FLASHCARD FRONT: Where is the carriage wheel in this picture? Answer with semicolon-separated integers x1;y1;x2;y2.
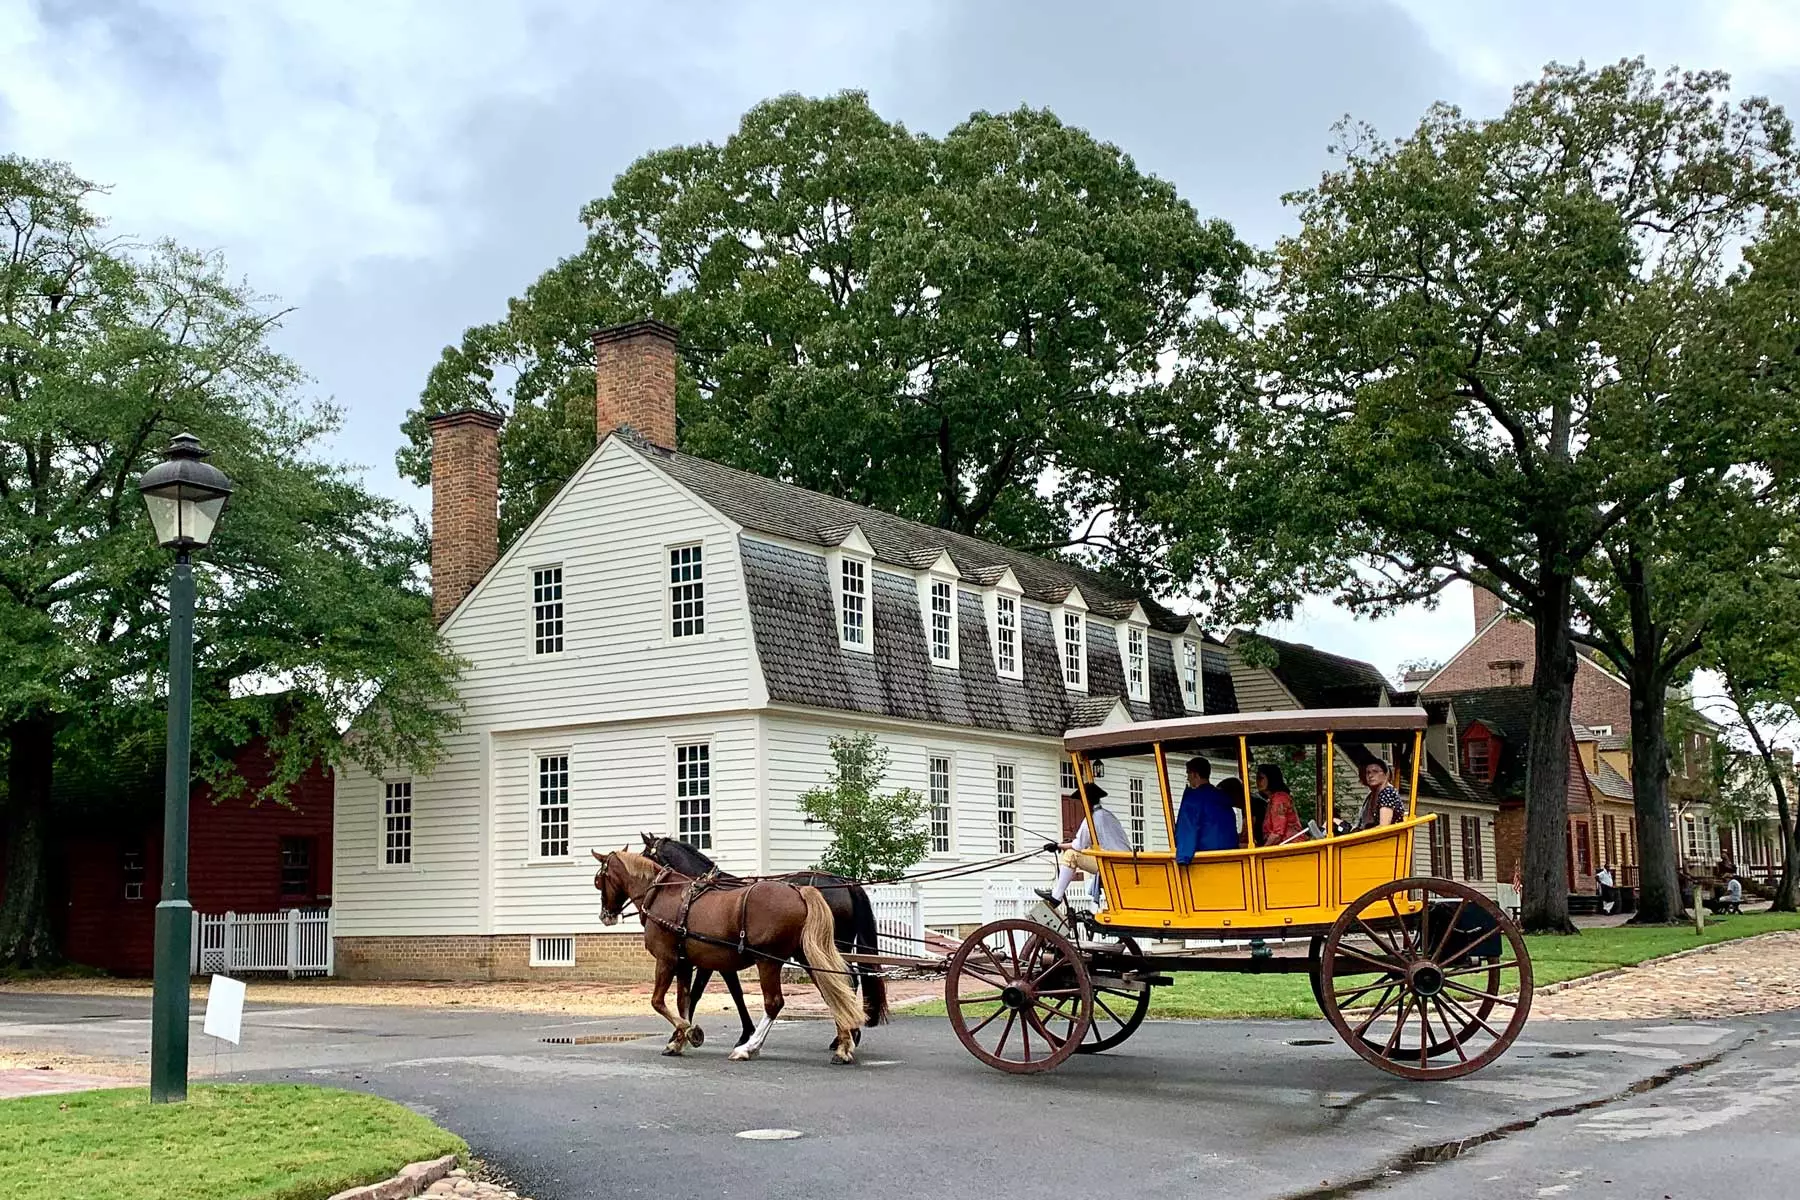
1319;877;1532;1081
1307;935;1326;1013
1040;936;1152;1054
946;919;1092;1074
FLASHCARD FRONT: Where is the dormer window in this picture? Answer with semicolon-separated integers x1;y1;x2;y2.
1062;611;1086;690
1125;626;1147;702
929;580;955;664
994;594;1019;677
1181;639;1200;710
1462;729;1495;781
838;556;869;650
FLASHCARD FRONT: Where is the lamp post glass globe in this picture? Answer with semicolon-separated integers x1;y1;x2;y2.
137;433;233;549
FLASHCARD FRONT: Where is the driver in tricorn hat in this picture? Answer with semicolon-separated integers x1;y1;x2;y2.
1036;783;1131;912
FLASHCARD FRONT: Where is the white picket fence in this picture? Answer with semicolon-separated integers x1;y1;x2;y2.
866;882;926;956
191;908;333;977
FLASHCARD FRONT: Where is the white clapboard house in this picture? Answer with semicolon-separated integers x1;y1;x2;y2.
331;320;1238;980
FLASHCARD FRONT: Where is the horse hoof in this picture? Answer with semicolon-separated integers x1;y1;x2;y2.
831;1053;855;1065
728;1046;759;1062
662;1045;685;1057
688;1026;705;1047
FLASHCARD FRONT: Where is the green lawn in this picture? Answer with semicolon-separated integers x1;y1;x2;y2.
912;910;1800;1020
0;1084;466;1200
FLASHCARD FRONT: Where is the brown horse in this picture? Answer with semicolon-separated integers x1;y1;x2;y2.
592;849;863;1064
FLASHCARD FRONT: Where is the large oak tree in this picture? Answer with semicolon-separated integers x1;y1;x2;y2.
0;157;460;965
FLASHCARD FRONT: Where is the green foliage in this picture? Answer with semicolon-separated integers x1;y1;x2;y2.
0;1084;465;1200
796;733;930;882
0;156;462;963
402;92;1252;584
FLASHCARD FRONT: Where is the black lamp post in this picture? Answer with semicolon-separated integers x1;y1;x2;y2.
137;432;233;1104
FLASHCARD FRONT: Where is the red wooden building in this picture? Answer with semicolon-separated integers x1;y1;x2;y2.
11;740;333;975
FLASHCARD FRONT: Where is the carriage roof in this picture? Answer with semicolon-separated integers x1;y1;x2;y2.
1063;706;1428;758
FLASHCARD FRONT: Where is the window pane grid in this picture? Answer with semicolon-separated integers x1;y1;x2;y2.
929;756;951;853
676;743;712;850
841;559;866;646
532;567;564;655
995;595;1018;675
1063;613;1084;686
537;754;570;859
1127;628;1145;697
996;763;1016;854
669;545;705;638
930;581;953;663
384;781;413;866
1182;641;1198;706
1129;777;1145;851
1060;760;1076;794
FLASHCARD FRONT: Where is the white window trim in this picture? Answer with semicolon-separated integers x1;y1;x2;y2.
831;550;873;653
529;748;574;863
529;564;565;657
1059;606;1088;693
1122;624;1149;703
380;778;415;870
1179;637;1202;711
665;541;709;643
927;751;956;857
920;573;961;669
669;738;715;852
986;586;1024;680
995;759;1018;855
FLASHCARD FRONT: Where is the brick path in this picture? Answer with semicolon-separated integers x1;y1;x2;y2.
1532;930;1800;1021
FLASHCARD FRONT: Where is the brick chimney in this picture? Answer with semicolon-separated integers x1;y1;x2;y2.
594;319;678;449
1472;584;1503;631
427;410;503;624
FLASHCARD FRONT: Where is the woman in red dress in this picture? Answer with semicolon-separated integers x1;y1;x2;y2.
1256;764;1305;845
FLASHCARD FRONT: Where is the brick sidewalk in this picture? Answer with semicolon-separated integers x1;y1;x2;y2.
1533;929;1800;1021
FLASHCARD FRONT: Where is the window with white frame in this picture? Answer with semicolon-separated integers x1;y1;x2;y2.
1061;759;1077;794
531;566;564;655
383;780;413;866
1128;777;1145;850
929;581;955;664
1126;626;1147;701
1181;639;1199;708
996;762;1017;854
536;754;570;858
675;742;712;849
994;594;1019;677
668;544;705;638
928;755;952;853
1063;612;1086;688
839;557;868;649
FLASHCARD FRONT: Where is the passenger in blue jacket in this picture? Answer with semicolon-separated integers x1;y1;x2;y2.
1175;757;1239;863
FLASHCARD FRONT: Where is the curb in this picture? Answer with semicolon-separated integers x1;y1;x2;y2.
327;1154;460;1200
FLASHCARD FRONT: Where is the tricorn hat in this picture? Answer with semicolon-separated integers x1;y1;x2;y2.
1065;783;1108;803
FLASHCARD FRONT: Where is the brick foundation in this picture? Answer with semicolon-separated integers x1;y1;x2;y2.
334;934;653;983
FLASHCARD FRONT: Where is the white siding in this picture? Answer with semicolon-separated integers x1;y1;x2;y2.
762;712;1064;927
334;441;763;937
1412;801;1499;900
489;715;759;933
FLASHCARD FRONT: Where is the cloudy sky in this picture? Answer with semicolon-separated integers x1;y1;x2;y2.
4;0;1796;682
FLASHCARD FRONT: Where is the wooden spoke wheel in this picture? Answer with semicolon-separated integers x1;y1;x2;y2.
1041;936;1152;1055
1319;877;1532;1081
946;919;1092;1074
1307;935;1326;1013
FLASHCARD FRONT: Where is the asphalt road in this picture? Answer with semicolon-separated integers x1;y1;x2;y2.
3;993;1796;1200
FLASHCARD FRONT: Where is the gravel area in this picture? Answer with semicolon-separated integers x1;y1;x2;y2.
1533;929;1800;1020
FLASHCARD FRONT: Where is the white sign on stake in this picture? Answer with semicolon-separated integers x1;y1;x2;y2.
203;974;246;1045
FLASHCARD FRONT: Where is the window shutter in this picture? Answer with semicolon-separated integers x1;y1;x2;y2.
1459;816;1473;880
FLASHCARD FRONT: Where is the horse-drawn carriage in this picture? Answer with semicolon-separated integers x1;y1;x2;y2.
940;708;1533;1078
599;707;1532;1080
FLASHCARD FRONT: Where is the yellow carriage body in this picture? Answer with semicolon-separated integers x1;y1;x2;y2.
1063;708;1431;937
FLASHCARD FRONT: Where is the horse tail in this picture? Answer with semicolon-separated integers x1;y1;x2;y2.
799;886;865;1034
847;883;890;1025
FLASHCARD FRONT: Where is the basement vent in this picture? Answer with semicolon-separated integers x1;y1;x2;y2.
530;935;576;967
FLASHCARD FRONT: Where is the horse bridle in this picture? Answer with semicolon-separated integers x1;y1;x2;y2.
595;852;634;925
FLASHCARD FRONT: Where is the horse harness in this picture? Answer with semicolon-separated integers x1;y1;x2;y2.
643;865;803;967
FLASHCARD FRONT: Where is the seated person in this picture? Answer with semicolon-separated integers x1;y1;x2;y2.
1219;777;1250;845
1176;757;1239;863
1036;784;1129;910
1357;758;1403;830
1257;764;1306;845
1706;874;1744;914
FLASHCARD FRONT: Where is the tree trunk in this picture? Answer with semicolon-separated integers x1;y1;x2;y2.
0;714;60;967
1522;575;1579;934
1626;682;1686;922
1732;683;1798;913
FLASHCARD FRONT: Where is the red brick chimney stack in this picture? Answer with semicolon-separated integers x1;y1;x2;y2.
594;319;679;449
427;410;503;625
1472;584;1503;631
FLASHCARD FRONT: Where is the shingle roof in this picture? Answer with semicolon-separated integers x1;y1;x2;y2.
1250;634;1394;709
1591;757;1634;800
1416;750;1502;808
636;436;1190;630
1442;686;1537;744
